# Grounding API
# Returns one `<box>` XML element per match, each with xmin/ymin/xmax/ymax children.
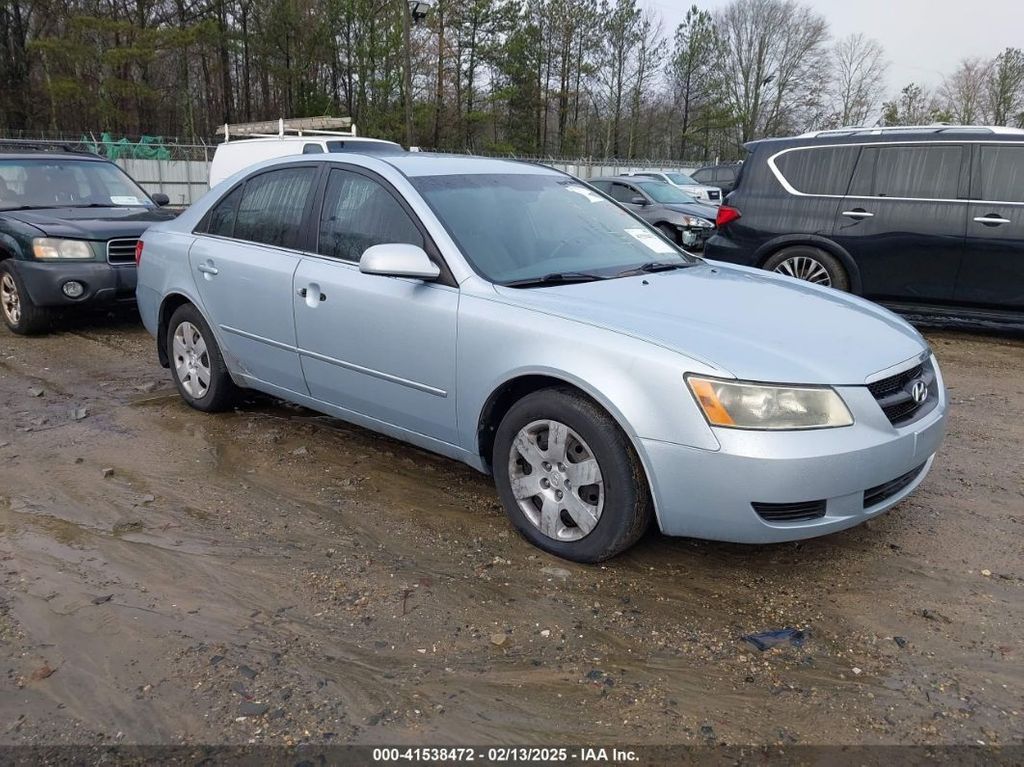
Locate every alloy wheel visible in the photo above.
<box><xmin>172</xmin><ymin>321</ymin><xmax>212</xmax><ymax>399</ymax></box>
<box><xmin>773</xmin><ymin>255</ymin><xmax>832</xmax><ymax>286</ymax></box>
<box><xmin>1</xmin><ymin>273</ymin><xmax>21</xmax><ymax>325</ymax></box>
<box><xmin>507</xmin><ymin>419</ymin><xmax>604</xmax><ymax>542</ymax></box>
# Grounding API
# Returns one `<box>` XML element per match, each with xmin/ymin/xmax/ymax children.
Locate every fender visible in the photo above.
<box><xmin>751</xmin><ymin>234</ymin><xmax>863</xmax><ymax>294</ymax></box>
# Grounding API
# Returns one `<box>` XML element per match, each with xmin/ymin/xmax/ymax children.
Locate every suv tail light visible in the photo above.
<box><xmin>716</xmin><ymin>205</ymin><xmax>741</xmax><ymax>228</ymax></box>
<box><xmin>134</xmin><ymin>240</ymin><xmax>144</xmax><ymax>265</ymax></box>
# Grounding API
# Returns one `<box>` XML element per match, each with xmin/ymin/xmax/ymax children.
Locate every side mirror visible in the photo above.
<box><xmin>359</xmin><ymin>243</ymin><xmax>440</xmax><ymax>281</ymax></box>
<box><xmin>151</xmin><ymin>192</ymin><xmax>170</xmax><ymax>207</ymax></box>
<box><xmin>630</xmin><ymin>195</ymin><xmax>647</xmax><ymax>206</ymax></box>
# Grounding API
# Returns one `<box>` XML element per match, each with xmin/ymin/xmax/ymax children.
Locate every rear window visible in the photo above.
<box><xmin>850</xmin><ymin>145</ymin><xmax>963</xmax><ymax>200</ymax></box>
<box><xmin>977</xmin><ymin>144</ymin><xmax>1024</xmax><ymax>203</ymax></box>
<box><xmin>774</xmin><ymin>146</ymin><xmax>860</xmax><ymax>195</ymax></box>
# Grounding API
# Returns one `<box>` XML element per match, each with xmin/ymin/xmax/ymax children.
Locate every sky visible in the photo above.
<box><xmin>644</xmin><ymin>0</ymin><xmax>1024</xmax><ymax>95</ymax></box>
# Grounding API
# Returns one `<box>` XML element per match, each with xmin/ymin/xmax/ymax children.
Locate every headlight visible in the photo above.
<box><xmin>678</xmin><ymin>216</ymin><xmax>713</xmax><ymax>228</ymax></box>
<box><xmin>32</xmin><ymin>238</ymin><xmax>94</xmax><ymax>260</ymax></box>
<box><xmin>687</xmin><ymin>376</ymin><xmax>853</xmax><ymax>430</ymax></box>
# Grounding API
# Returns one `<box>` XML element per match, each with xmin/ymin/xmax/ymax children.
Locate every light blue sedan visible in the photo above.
<box><xmin>136</xmin><ymin>153</ymin><xmax>947</xmax><ymax>562</ymax></box>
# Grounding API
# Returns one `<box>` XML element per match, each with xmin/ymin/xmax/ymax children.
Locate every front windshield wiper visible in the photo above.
<box><xmin>502</xmin><ymin>271</ymin><xmax>610</xmax><ymax>288</ymax></box>
<box><xmin>617</xmin><ymin>260</ymin><xmax>694</xmax><ymax>276</ymax></box>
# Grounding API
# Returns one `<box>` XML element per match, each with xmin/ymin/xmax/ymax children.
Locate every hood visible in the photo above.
<box><xmin>494</xmin><ymin>262</ymin><xmax>926</xmax><ymax>385</ymax></box>
<box><xmin>4</xmin><ymin>206</ymin><xmax>175</xmax><ymax>240</ymax></box>
<box><xmin>662</xmin><ymin>201</ymin><xmax>717</xmax><ymax>220</ymax></box>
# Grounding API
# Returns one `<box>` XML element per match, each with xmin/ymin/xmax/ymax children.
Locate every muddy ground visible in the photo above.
<box><xmin>0</xmin><ymin>311</ymin><xmax>1021</xmax><ymax>747</ymax></box>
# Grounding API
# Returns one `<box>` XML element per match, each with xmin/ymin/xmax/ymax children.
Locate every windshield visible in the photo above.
<box><xmin>633</xmin><ymin>181</ymin><xmax>700</xmax><ymax>205</ymax></box>
<box><xmin>0</xmin><ymin>158</ymin><xmax>153</xmax><ymax>210</ymax></box>
<box><xmin>665</xmin><ymin>172</ymin><xmax>698</xmax><ymax>186</ymax></box>
<box><xmin>412</xmin><ymin>174</ymin><xmax>698</xmax><ymax>284</ymax></box>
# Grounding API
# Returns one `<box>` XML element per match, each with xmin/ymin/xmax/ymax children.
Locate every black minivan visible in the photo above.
<box><xmin>704</xmin><ymin>126</ymin><xmax>1024</xmax><ymax>322</ymax></box>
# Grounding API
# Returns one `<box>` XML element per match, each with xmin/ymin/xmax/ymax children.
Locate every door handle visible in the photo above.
<box><xmin>297</xmin><ymin>287</ymin><xmax>327</xmax><ymax>302</ymax></box>
<box><xmin>197</xmin><ymin>263</ymin><xmax>219</xmax><ymax>275</ymax></box>
<box><xmin>973</xmin><ymin>215</ymin><xmax>1011</xmax><ymax>225</ymax></box>
<box><xmin>841</xmin><ymin>210</ymin><xmax>874</xmax><ymax>219</ymax></box>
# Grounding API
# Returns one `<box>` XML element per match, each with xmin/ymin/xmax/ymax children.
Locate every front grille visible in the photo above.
<box><xmin>752</xmin><ymin>499</ymin><xmax>827</xmax><ymax>523</ymax></box>
<box><xmin>107</xmin><ymin>238</ymin><xmax>139</xmax><ymax>265</ymax></box>
<box><xmin>868</xmin><ymin>359</ymin><xmax>937</xmax><ymax>426</ymax></box>
<box><xmin>864</xmin><ymin>463</ymin><xmax>927</xmax><ymax>508</ymax></box>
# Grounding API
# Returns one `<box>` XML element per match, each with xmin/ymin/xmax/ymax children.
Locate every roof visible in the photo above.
<box><xmin>378</xmin><ymin>153</ymin><xmax>562</xmax><ymax>178</ymax></box>
<box><xmin>748</xmin><ymin>125</ymin><xmax>1024</xmax><ymax>151</ymax></box>
<box><xmin>0</xmin><ymin>151</ymin><xmax>105</xmax><ymax>162</ymax></box>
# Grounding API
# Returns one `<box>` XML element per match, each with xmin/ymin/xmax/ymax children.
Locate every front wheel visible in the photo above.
<box><xmin>493</xmin><ymin>388</ymin><xmax>652</xmax><ymax>563</ymax></box>
<box><xmin>763</xmin><ymin>246</ymin><xmax>850</xmax><ymax>291</ymax></box>
<box><xmin>1</xmin><ymin>261</ymin><xmax>50</xmax><ymax>335</ymax></box>
<box><xmin>166</xmin><ymin>303</ymin><xmax>238</xmax><ymax>412</ymax></box>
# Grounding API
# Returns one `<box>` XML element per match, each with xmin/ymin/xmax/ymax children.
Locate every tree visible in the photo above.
<box><xmin>830</xmin><ymin>33</ymin><xmax>887</xmax><ymax>127</ymax></box>
<box><xmin>987</xmin><ymin>47</ymin><xmax>1024</xmax><ymax>127</ymax></box>
<box><xmin>668</xmin><ymin>5</ymin><xmax>725</xmax><ymax>158</ymax></box>
<box><xmin>940</xmin><ymin>57</ymin><xmax>991</xmax><ymax>124</ymax></box>
<box><xmin>881</xmin><ymin>82</ymin><xmax>948</xmax><ymax>126</ymax></box>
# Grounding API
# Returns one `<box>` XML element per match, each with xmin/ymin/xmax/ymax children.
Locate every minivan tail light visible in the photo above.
<box><xmin>716</xmin><ymin>205</ymin><xmax>741</xmax><ymax>228</ymax></box>
<box><xmin>135</xmin><ymin>240</ymin><xmax>144</xmax><ymax>265</ymax></box>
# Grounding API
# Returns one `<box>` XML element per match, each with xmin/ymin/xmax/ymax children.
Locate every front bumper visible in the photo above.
<box><xmin>13</xmin><ymin>259</ymin><xmax>137</xmax><ymax>308</ymax></box>
<box><xmin>679</xmin><ymin>226</ymin><xmax>715</xmax><ymax>251</ymax></box>
<box><xmin>641</xmin><ymin>381</ymin><xmax>948</xmax><ymax>543</ymax></box>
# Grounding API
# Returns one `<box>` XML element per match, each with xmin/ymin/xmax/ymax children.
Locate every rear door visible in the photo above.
<box><xmin>830</xmin><ymin>143</ymin><xmax>968</xmax><ymax>302</ymax></box>
<box><xmin>189</xmin><ymin>163</ymin><xmax>320</xmax><ymax>394</ymax></box>
<box><xmin>292</xmin><ymin>166</ymin><xmax>460</xmax><ymax>445</ymax></box>
<box><xmin>956</xmin><ymin>142</ymin><xmax>1024</xmax><ymax>309</ymax></box>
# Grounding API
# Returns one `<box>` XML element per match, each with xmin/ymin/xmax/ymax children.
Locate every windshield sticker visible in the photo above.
<box><xmin>110</xmin><ymin>195</ymin><xmax>143</xmax><ymax>206</ymax></box>
<box><xmin>625</xmin><ymin>228</ymin><xmax>675</xmax><ymax>254</ymax></box>
<box><xmin>565</xmin><ymin>184</ymin><xmax>606</xmax><ymax>203</ymax></box>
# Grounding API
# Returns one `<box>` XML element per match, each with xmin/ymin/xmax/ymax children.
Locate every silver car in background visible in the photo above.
<box><xmin>136</xmin><ymin>153</ymin><xmax>947</xmax><ymax>562</ymax></box>
<box><xmin>627</xmin><ymin>170</ymin><xmax>723</xmax><ymax>205</ymax></box>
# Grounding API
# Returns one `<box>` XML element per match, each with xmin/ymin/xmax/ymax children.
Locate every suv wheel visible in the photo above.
<box><xmin>493</xmin><ymin>388</ymin><xmax>652</xmax><ymax>563</ymax></box>
<box><xmin>764</xmin><ymin>246</ymin><xmax>850</xmax><ymax>291</ymax></box>
<box><xmin>0</xmin><ymin>261</ymin><xmax>50</xmax><ymax>335</ymax></box>
<box><xmin>166</xmin><ymin>303</ymin><xmax>238</xmax><ymax>412</ymax></box>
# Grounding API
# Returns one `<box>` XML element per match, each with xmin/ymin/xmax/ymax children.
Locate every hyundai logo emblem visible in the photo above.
<box><xmin>910</xmin><ymin>380</ymin><xmax>928</xmax><ymax>404</ymax></box>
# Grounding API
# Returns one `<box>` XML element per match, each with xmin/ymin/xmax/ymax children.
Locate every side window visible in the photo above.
<box><xmin>317</xmin><ymin>169</ymin><xmax>423</xmax><ymax>262</ymax></box>
<box><xmin>691</xmin><ymin>169</ymin><xmax>710</xmax><ymax>183</ymax></box>
<box><xmin>775</xmin><ymin>146</ymin><xmax>860</xmax><ymax>195</ymax></box>
<box><xmin>870</xmin><ymin>145</ymin><xmax>963</xmax><ymax>199</ymax></box>
<box><xmin>589</xmin><ymin>180</ymin><xmax>610</xmax><ymax>193</ymax></box>
<box><xmin>302</xmin><ymin>143</ymin><xmax>324</xmax><ymax>154</ymax></box>
<box><xmin>715</xmin><ymin>168</ymin><xmax>735</xmax><ymax>183</ymax></box>
<box><xmin>608</xmin><ymin>182</ymin><xmax>636</xmax><ymax>203</ymax></box>
<box><xmin>849</xmin><ymin>147</ymin><xmax>878</xmax><ymax>196</ymax></box>
<box><xmin>204</xmin><ymin>185</ymin><xmax>244</xmax><ymax>237</ymax></box>
<box><xmin>978</xmin><ymin>145</ymin><xmax>1024</xmax><ymax>203</ymax></box>
<box><xmin>234</xmin><ymin>166</ymin><xmax>318</xmax><ymax>249</ymax></box>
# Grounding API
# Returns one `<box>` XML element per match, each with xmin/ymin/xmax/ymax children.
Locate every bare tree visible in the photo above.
<box><xmin>940</xmin><ymin>57</ymin><xmax>992</xmax><ymax>124</ymax></box>
<box><xmin>881</xmin><ymin>82</ymin><xmax>948</xmax><ymax>126</ymax></box>
<box><xmin>830</xmin><ymin>33</ymin><xmax>887</xmax><ymax>127</ymax></box>
<box><xmin>716</xmin><ymin>0</ymin><xmax>830</xmax><ymax>145</ymax></box>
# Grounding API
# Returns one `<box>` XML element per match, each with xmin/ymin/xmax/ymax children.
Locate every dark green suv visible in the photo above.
<box><xmin>0</xmin><ymin>143</ymin><xmax>174</xmax><ymax>334</ymax></box>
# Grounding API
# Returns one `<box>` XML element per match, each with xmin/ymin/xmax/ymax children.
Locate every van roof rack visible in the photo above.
<box><xmin>218</xmin><ymin>116</ymin><xmax>358</xmax><ymax>141</ymax></box>
<box><xmin>798</xmin><ymin>124</ymin><xmax>1024</xmax><ymax>138</ymax></box>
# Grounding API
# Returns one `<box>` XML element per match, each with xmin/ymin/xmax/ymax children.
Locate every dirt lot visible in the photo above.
<box><xmin>0</xmin><ymin>311</ymin><xmax>1021</xmax><ymax>747</ymax></box>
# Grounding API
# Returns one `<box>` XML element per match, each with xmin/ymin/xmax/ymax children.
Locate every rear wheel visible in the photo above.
<box><xmin>166</xmin><ymin>303</ymin><xmax>238</xmax><ymax>412</ymax></box>
<box><xmin>493</xmin><ymin>388</ymin><xmax>652</xmax><ymax>563</ymax></box>
<box><xmin>0</xmin><ymin>261</ymin><xmax>50</xmax><ymax>335</ymax></box>
<box><xmin>763</xmin><ymin>246</ymin><xmax>850</xmax><ymax>291</ymax></box>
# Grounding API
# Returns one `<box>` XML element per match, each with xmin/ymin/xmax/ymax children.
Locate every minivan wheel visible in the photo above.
<box><xmin>0</xmin><ymin>261</ymin><xmax>50</xmax><ymax>335</ymax></box>
<box><xmin>763</xmin><ymin>246</ymin><xmax>849</xmax><ymax>291</ymax></box>
<box><xmin>166</xmin><ymin>303</ymin><xmax>238</xmax><ymax>412</ymax></box>
<box><xmin>493</xmin><ymin>388</ymin><xmax>652</xmax><ymax>563</ymax></box>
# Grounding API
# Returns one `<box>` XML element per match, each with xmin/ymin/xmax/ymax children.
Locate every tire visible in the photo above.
<box><xmin>0</xmin><ymin>260</ymin><xmax>51</xmax><ymax>335</ymax></box>
<box><xmin>493</xmin><ymin>387</ymin><xmax>653</xmax><ymax>563</ymax></box>
<box><xmin>165</xmin><ymin>303</ymin><xmax>238</xmax><ymax>412</ymax></box>
<box><xmin>657</xmin><ymin>223</ymin><xmax>678</xmax><ymax>244</ymax></box>
<box><xmin>763</xmin><ymin>245</ymin><xmax>850</xmax><ymax>291</ymax></box>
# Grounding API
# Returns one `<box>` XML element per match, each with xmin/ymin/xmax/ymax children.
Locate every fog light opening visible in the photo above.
<box><xmin>62</xmin><ymin>280</ymin><xmax>85</xmax><ymax>298</ymax></box>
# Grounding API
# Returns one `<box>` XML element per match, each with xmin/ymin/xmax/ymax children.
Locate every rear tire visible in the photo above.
<box><xmin>166</xmin><ymin>303</ymin><xmax>238</xmax><ymax>412</ymax></box>
<box><xmin>493</xmin><ymin>387</ymin><xmax>652</xmax><ymax>563</ymax></box>
<box><xmin>1</xmin><ymin>260</ymin><xmax>51</xmax><ymax>335</ymax></box>
<box><xmin>763</xmin><ymin>246</ymin><xmax>850</xmax><ymax>291</ymax></box>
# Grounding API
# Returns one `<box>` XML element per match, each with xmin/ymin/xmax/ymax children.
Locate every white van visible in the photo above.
<box><xmin>209</xmin><ymin>117</ymin><xmax>404</xmax><ymax>187</ymax></box>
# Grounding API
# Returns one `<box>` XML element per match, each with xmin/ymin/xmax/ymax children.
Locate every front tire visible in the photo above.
<box><xmin>1</xmin><ymin>261</ymin><xmax>51</xmax><ymax>335</ymax></box>
<box><xmin>166</xmin><ymin>303</ymin><xmax>238</xmax><ymax>412</ymax></box>
<box><xmin>763</xmin><ymin>246</ymin><xmax>850</xmax><ymax>291</ymax></box>
<box><xmin>493</xmin><ymin>388</ymin><xmax>652</xmax><ymax>563</ymax></box>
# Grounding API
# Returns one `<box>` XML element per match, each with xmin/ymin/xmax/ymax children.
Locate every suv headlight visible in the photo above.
<box><xmin>32</xmin><ymin>238</ymin><xmax>94</xmax><ymax>260</ymax></box>
<box><xmin>687</xmin><ymin>376</ymin><xmax>853</xmax><ymax>430</ymax></box>
<box><xmin>678</xmin><ymin>216</ymin><xmax>713</xmax><ymax>228</ymax></box>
